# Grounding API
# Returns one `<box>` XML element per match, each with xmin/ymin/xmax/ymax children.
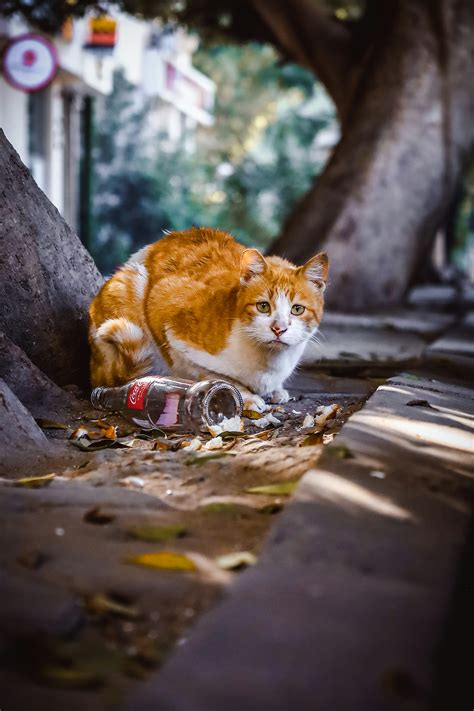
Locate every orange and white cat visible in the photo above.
<box><xmin>89</xmin><ymin>228</ymin><xmax>328</xmax><ymax>412</ymax></box>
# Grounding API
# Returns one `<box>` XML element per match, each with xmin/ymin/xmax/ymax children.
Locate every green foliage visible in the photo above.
<box><xmin>92</xmin><ymin>47</ymin><xmax>335</xmax><ymax>272</ymax></box>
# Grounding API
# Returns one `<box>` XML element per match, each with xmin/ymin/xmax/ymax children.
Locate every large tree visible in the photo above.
<box><xmin>3</xmin><ymin>0</ymin><xmax>474</xmax><ymax>309</ymax></box>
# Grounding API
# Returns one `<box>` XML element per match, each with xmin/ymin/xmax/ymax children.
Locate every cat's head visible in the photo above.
<box><xmin>237</xmin><ymin>249</ymin><xmax>328</xmax><ymax>350</ymax></box>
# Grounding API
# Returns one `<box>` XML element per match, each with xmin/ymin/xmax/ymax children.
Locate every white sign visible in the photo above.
<box><xmin>2</xmin><ymin>33</ymin><xmax>58</xmax><ymax>92</ymax></box>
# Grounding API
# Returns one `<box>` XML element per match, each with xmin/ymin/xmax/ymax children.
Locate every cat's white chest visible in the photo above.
<box><xmin>166</xmin><ymin>324</ymin><xmax>304</xmax><ymax>396</ymax></box>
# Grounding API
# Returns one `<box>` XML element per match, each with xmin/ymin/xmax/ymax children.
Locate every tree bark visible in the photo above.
<box><xmin>271</xmin><ymin>0</ymin><xmax>474</xmax><ymax>311</ymax></box>
<box><xmin>0</xmin><ymin>130</ymin><xmax>103</xmax><ymax>386</ymax></box>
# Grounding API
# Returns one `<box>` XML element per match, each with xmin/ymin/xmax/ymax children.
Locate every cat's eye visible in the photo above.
<box><xmin>256</xmin><ymin>301</ymin><xmax>270</xmax><ymax>313</ymax></box>
<box><xmin>291</xmin><ymin>304</ymin><xmax>305</xmax><ymax>315</ymax></box>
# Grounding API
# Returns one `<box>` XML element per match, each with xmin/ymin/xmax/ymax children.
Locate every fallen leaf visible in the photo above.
<box><xmin>326</xmin><ymin>444</ymin><xmax>354</xmax><ymax>459</ymax></box>
<box><xmin>243</xmin><ymin>409</ymin><xmax>263</xmax><ymax>420</ymax></box>
<box><xmin>299</xmin><ymin>433</ymin><xmax>324</xmax><ymax>447</ymax></box>
<box><xmin>135</xmin><ymin>428</ymin><xmax>167</xmax><ymax>440</ymax></box>
<box><xmin>252</xmin><ymin>429</ymin><xmax>274</xmax><ymax>440</ymax></box>
<box><xmin>127</xmin><ymin>551</ymin><xmax>196</xmax><ymax>571</ymax></box>
<box><xmin>17</xmin><ymin>549</ymin><xmax>48</xmax><ymax>569</ymax></box>
<box><xmin>127</xmin><ymin>524</ymin><xmax>187</xmax><ymax>542</ymax></box>
<box><xmin>83</xmin><ymin>507</ymin><xmax>115</xmax><ymax>525</ymax></box>
<box><xmin>37</xmin><ymin>664</ymin><xmax>104</xmax><ymax>690</ymax></box>
<box><xmin>14</xmin><ymin>473</ymin><xmax>56</xmax><ymax>488</ymax></box>
<box><xmin>245</xmin><ymin>481</ymin><xmax>298</xmax><ymax>496</ymax></box>
<box><xmin>71</xmin><ymin>437</ymin><xmax>130</xmax><ymax>451</ymax></box>
<box><xmin>220</xmin><ymin>430</ymin><xmax>248</xmax><ymax>439</ymax></box>
<box><xmin>216</xmin><ymin>551</ymin><xmax>257</xmax><ymax>570</ymax></box>
<box><xmin>258</xmin><ymin>503</ymin><xmax>284</xmax><ymax>514</ymax></box>
<box><xmin>35</xmin><ymin>418</ymin><xmax>68</xmax><ymax>430</ymax></box>
<box><xmin>200</xmin><ymin>502</ymin><xmax>239</xmax><ymax>513</ymax></box>
<box><xmin>85</xmin><ymin>593</ymin><xmax>139</xmax><ymax>619</ymax></box>
<box><xmin>406</xmin><ymin>399</ymin><xmax>432</xmax><ymax>408</ymax></box>
<box><xmin>314</xmin><ymin>403</ymin><xmax>342</xmax><ymax>427</ymax></box>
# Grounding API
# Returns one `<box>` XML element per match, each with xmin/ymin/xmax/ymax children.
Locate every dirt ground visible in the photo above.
<box><xmin>0</xmin><ymin>370</ymin><xmax>375</xmax><ymax>709</ymax></box>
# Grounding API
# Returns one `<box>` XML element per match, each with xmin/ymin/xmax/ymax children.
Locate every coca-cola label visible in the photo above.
<box><xmin>127</xmin><ymin>378</ymin><xmax>153</xmax><ymax>410</ymax></box>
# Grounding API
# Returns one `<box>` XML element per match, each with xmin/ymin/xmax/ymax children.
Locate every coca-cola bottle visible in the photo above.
<box><xmin>90</xmin><ymin>376</ymin><xmax>243</xmax><ymax>433</ymax></box>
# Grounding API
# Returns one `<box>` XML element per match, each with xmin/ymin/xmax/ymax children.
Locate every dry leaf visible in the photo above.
<box><xmin>216</xmin><ymin>551</ymin><xmax>257</xmax><ymax>570</ymax></box>
<box><xmin>301</xmin><ymin>414</ymin><xmax>315</xmax><ymax>429</ymax></box>
<box><xmin>35</xmin><ymin>418</ymin><xmax>68</xmax><ymax>430</ymax></box>
<box><xmin>243</xmin><ymin>409</ymin><xmax>263</xmax><ymax>420</ymax></box>
<box><xmin>314</xmin><ymin>403</ymin><xmax>342</xmax><ymax>427</ymax></box>
<box><xmin>127</xmin><ymin>524</ymin><xmax>187</xmax><ymax>542</ymax></box>
<box><xmin>246</xmin><ymin>481</ymin><xmax>298</xmax><ymax>496</ymax></box>
<box><xmin>85</xmin><ymin>593</ymin><xmax>139</xmax><ymax>619</ymax></box>
<box><xmin>83</xmin><ymin>507</ymin><xmax>115</xmax><ymax>525</ymax></box>
<box><xmin>326</xmin><ymin>444</ymin><xmax>354</xmax><ymax>459</ymax></box>
<box><xmin>127</xmin><ymin>551</ymin><xmax>196</xmax><ymax>571</ymax></box>
<box><xmin>299</xmin><ymin>433</ymin><xmax>324</xmax><ymax>447</ymax></box>
<box><xmin>14</xmin><ymin>473</ymin><xmax>56</xmax><ymax>488</ymax></box>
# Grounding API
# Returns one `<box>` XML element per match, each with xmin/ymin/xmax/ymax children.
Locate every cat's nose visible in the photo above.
<box><xmin>271</xmin><ymin>324</ymin><xmax>287</xmax><ymax>337</ymax></box>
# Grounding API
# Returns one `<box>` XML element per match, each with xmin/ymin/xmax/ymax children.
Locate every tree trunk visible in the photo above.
<box><xmin>271</xmin><ymin>0</ymin><xmax>474</xmax><ymax>311</ymax></box>
<box><xmin>0</xmin><ymin>130</ymin><xmax>103</xmax><ymax>386</ymax></box>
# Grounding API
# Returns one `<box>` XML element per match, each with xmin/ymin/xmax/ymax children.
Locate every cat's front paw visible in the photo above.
<box><xmin>269</xmin><ymin>388</ymin><xmax>290</xmax><ymax>404</ymax></box>
<box><xmin>240</xmin><ymin>391</ymin><xmax>268</xmax><ymax>414</ymax></box>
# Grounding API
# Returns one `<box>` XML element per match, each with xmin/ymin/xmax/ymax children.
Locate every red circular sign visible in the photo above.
<box><xmin>1</xmin><ymin>33</ymin><xmax>58</xmax><ymax>92</ymax></box>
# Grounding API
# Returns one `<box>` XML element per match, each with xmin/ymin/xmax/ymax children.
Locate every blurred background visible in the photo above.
<box><xmin>1</xmin><ymin>1</ymin><xmax>473</xmax><ymax>290</ymax></box>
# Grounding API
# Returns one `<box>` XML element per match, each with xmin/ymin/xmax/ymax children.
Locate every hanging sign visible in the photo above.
<box><xmin>1</xmin><ymin>33</ymin><xmax>58</xmax><ymax>92</ymax></box>
<box><xmin>84</xmin><ymin>16</ymin><xmax>117</xmax><ymax>50</ymax></box>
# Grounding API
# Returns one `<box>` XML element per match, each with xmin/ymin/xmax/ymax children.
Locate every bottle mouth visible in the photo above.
<box><xmin>202</xmin><ymin>382</ymin><xmax>243</xmax><ymax>427</ymax></box>
<box><xmin>90</xmin><ymin>387</ymin><xmax>105</xmax><ymax>410</ymax></box>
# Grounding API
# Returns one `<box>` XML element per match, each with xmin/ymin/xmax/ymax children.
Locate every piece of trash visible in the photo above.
<box><xmin>123</xmin><ymin>476</ymin><xmax>145</xmax><ymax>488</ymax></box>
<box><xmin>216</xmin><ymin>551</ymin><xmax>257</xmax><ymax>570</ymax></box>
<box><xmin>182</xmin><ymin>438</ymin><xmax>202</xmax><ymax>452</ymax></box>
<box><xmin>301</xmin><ymin>413</ymin><xmax>315</xmax><ymax>429</ymax></box>
<box><xmin>253</xmin><ymin>413</ymin><xmax>282</xmax><ymax>429</ymax></box>
<box><xmin>291</xmin><ymin>409</ymin><xmax>302</xmax><ymax>415</ymax></box>
<box><xmin>370</xmin><ymin>470</ymin><xmax>386</xmax><ymax>479</ymax></box>
<box><xmin>204</xmin><ymin>436</ymin><xmax>224</xmax><ymax>450</ymax></box>
<box><xmin>14</xmin><ymin>473</ymin><xmax>56</xmax><ymax>488</ymax></box>
<box><xmin>55</xmin><ymin>527</ymin><xmax>65</xmax><ymax>536</ymax></box>
<box><xmin>209</xmin><ymin>415</ymin><xmax>243</xmax><ymax>436</ymax></box>
<box><xmin>127</xmin><ymin>551</ymin><xmax>196</xmax><ymax>571</ymax></box>
<box><xmin>127</xmin><ymin>524</ymin><xmax>187</xmax><ymax>542</ymax></box>
<box><xmin>246</xmin><ymin>481</ymin><xmax>298</xmax><ymax>496</ymax></box>
<box><xmin>314</xmin><ymin>403</ymin><xmax>341</xmax><ymax>427</ymax></box>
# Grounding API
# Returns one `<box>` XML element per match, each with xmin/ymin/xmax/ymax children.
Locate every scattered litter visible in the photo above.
<box><xmin>204</xmin><ymin>436</ymin><xmax>224</xmax><ymax>450</ymax></box>
<box><xmin>370</xmin><ymin>470</ymin><xmax>386</xmax><ymax>479</ymax></box>
<box><xmin>314</xmin><ymin>403</ymin><xmax>341</xmax><ymax>427</ymax></box>
<box><xmin>301</xmin><ymin>413</ymin><xmax>315</xmax><ymax>429</ymax></box>
<box><xmin>291</xmin><ymin>409</ymin><xmax>302</xmax><ymax>415</ymax></box>
<box><xmin>182</xmin><ymin>438</ymin><xmax>202</xmax><ymax>452</ymax></box>
<box><xmin>123</xmin><ymin>476</ymin><xmax>145</xmax><ymax>488</ymax></box>
<box><xmin>85</xmin><ymin>593</ymin><xmax>139</xmax><ymax>619</ymax></box>
<box><xmin>209</xmin><ymin>415</ymin><xmax>244</xmax><ymax>436</ymax></box>
<box><xmin>253</xmin><ymin>413</ymin><xmax>282</xmax><ymax>429</ymax></box>
<box><xmin>55</xmin><ymin>527</ymin><xmax>65</xmax><ymax>537</ymax></box>
<box><xmin>216</xmin><ymin>551</ymin><xmax>257</xmax><ymax>570</ymax></box>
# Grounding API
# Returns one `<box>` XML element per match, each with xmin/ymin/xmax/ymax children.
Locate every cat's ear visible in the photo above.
<box><xmin>240</xmin><ymin>249</ymin><xmax>267</xmax><ymax>284</ymax></box>
<box><xmin>300</xmin><ymin>253</ymin><xmax>328</xmax><ymax>292</ymax></box>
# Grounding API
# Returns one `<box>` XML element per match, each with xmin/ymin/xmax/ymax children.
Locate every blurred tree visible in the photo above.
<box><xmin>7</xmin><ymin>0</ymin><xmax>474</xmax><ymax>309</ymax></box>
<box><xmin>93</xmin><ymin>56</ymin><xmax>333</xmax><ymax>269</ymax></box>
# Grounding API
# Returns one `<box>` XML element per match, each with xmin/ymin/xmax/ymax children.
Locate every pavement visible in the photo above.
<box><xmin>0</xmin><ymin>293</ymin><xmax>473</xmax><ymax>710</ymax></box>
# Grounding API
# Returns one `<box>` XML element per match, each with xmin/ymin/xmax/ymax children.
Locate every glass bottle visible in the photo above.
<box><xmin>90</xmin><ymin>376</ymin><xmax>243</xmax><ymax>433</ymax></box>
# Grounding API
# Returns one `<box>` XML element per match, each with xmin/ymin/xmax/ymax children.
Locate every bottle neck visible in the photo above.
<box><xmin>90</xmin><ymin>386</ymin><xmax>107</xmax><ymax>410</ymax></box>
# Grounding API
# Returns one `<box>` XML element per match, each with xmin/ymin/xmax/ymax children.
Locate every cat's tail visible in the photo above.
<box><xmin>90</xmin><ymin>317</ymin><xmax>158</xmax><ymax>386</ymax></box>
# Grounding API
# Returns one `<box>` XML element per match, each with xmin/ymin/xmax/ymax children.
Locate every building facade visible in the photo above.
<box><xmin>0</xmin><ymin>14</ymin><xmax>214</xmax><ymax>236</ymax></box>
